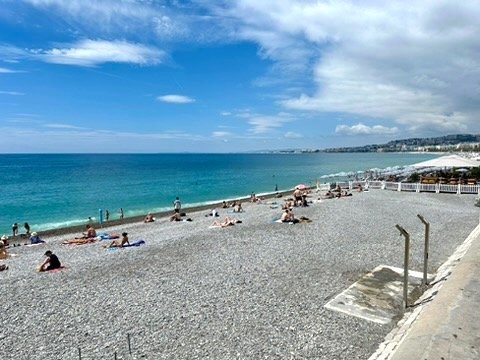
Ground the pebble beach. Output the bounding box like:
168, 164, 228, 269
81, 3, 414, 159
1, 189, 479, 359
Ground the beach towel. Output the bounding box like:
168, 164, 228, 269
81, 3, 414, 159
123, 240, 146, 247
273, 219, 295, 224
96, 233, 120, 241
107, 240, 146, 251
40, 266, 66, 273
25, 242, 46, 247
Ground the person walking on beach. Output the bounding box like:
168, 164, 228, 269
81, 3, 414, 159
120, 208, 124, 220
38, 250, 61, 272
105, 209, 110, 221
173, 197, 181, 213
12, 223, 18, 237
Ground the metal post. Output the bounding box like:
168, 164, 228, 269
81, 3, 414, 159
127, 333, 132, 355
396, 224, 410, 309
417, 214, 430, 285
78, 347, 82, 360
114, 351, 117, 360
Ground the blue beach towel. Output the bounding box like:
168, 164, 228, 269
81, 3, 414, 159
96, 233, 120, 241
123, 240, 146, 247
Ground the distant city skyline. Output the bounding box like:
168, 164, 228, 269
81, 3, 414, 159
1, 1, 479, 153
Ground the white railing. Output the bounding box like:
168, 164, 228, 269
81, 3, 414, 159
327, 180, 480, 195
419, 184, 437, 192
460, 184, 480, 194
438, 184, 458, 193
368, 181, 384, 189
399, 183, 417, 192
384, 182, 399, 191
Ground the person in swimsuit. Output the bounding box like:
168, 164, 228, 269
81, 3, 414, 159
105, 232, 130, 248
80, 225, 97, 239
144, 213, 155, 223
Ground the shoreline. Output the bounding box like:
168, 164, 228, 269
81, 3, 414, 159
10, 189, 294, 241
0, 152, 440, 236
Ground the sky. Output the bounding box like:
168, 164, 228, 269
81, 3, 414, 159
1, 0, 479, 153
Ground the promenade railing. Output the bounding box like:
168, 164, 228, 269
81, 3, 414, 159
324, 180, 480, 195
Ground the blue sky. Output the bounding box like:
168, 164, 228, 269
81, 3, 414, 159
1, 0, 479, 153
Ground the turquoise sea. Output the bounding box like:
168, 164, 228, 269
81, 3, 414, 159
0, 153, 436, 234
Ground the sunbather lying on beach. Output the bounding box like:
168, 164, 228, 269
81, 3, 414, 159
205, 208, 219, 217
211, 216, 242, 228
170, 212, 192, 222
144, 213, 155, 223
104, 232, 130, 248
38, 250, 61, 272
63, 238, 97, 245
282, 199, 295, 209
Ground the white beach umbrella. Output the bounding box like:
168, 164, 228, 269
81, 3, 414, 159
411, 155, 480, 168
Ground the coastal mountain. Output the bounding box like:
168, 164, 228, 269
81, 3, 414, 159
323, 134, 480, 153
269, 134, 480, 153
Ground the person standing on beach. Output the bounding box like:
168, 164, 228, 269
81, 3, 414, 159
120, 208, 124, 220
12, 223, 18, 237
24, 222, 31, 237
173, 197, 181, 213
105, 209, 110, 221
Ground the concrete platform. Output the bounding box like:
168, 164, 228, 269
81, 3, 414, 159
370, 223, 480, 360
325, 265, 433, 325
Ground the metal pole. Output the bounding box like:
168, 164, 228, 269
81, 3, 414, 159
127, 333, 132, 355
417, 214, 430, 285
78, 347, 82, 360
396, 224, 410, 309
114, 351, 117, 360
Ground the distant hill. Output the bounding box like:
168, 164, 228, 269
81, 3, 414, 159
322, 134, 480, 153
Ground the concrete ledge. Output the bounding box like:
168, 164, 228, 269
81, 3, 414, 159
370, 223, 480, 360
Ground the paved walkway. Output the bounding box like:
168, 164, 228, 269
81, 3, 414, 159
371, 222, 480, 360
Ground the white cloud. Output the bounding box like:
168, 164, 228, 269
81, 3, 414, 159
247, 114, 292, 134
22, 0, 157, 29
335, 123, 399, 136
220, 111, 232, 116
0, 67, 21, 73
0, 91, 24, 95
157, 94, 195, 104
213, 1, 480, 135
21, 0, 224, 43
284, 131, 303, 139
44, 123, 86, 130
34, 39, 164, 67
0, 124, 207, 152
212, 131, 232, 138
